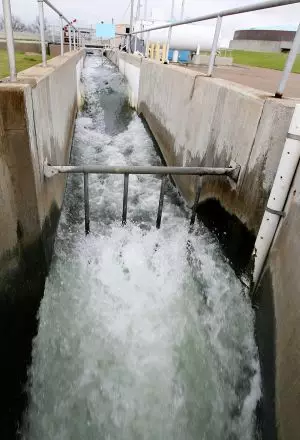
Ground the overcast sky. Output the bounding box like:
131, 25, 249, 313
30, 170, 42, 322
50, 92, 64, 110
7, 0, 300, 43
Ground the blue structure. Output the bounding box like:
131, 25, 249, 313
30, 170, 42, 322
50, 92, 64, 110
168, 49, 191, 63
96, 23, 115, 39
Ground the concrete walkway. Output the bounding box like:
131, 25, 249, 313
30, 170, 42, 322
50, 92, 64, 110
186, 63, 300, 99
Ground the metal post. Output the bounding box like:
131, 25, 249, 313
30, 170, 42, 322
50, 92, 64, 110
276, 22, 300, 98
166, 0, 175, 62
190, 183, 201, 226
134, 0, 140, 53
156, 175, 167, 229
145, 31, 150, 57
129, 0, 134, 53
180, 0, 186, 20
134, 34, 137, 52
60, 16, 64, 56
83, 173, 90, 235
207, 15, 222, 76
122, 173, 129, 225
38, 0, 47, 67
166, 26, 172, 62
2, 0, 17, 81
68, 25, 72, 51
73, 27, 76, 50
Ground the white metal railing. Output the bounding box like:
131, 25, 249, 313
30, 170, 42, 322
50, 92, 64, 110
44, 163, 240, 234
128, 0, 300, 98
1, 0, 86, 81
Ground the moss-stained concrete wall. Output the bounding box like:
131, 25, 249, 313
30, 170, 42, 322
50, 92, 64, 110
137, 57, 298, 236
0, 49, 84, 436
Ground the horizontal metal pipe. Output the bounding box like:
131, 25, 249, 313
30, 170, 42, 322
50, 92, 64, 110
45, 164, 238, 179
130, 0, 300, 35
43, 0, 80, 32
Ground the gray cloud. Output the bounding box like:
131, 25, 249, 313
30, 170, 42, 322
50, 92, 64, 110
7, 0, 300, 43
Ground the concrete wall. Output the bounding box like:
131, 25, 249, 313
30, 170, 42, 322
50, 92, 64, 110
138, 57, 297, 235
0, 40, 42, 54
106, 50, 141, 109
229, 39, 297, 53
49, 43, 73, 57
0, 49, 84, 435
0, 49, 84, 275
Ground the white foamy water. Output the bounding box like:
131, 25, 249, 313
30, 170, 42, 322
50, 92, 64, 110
22, 55, 261, 440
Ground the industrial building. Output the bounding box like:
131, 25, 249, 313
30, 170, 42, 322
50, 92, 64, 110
229, 26, 299, 53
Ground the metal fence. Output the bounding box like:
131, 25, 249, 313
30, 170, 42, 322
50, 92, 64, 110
129, 0, 300, 98
1, 0, 86, 81
44, 163, 240, 234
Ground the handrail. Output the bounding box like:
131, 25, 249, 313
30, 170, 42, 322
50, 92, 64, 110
130, 0, 300, 35
44, 163, 240, 233
127, 0, 300, 97
1, 0, 86, 80
39, 0, 85, 65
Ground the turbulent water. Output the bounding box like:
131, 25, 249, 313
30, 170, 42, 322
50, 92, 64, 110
22, 54, 261, 440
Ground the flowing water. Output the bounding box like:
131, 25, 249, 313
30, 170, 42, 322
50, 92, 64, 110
22, 54, 261, 440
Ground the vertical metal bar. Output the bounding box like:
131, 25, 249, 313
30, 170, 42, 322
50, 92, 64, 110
276, 22, 300, 98
180, 0, 186, 20
166, 26, 172, 62
122, 173, 129, 225
68, 25, 72, 51
165, 0, 175, 62
129, 0, 135, 53
190, 184, 201, 226
2, 0, 17, 81
156, 175, 167, 229
84, 173, 90, 235
38, 0, 47, 67
207, 15, 222, 76
170, 0, 175, 21
134, 35, 137, 52
60, 16, 64, 56
73, 27, 76, 50
145, 31, 150, 57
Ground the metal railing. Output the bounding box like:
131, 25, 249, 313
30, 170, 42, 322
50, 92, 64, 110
44, 163, 240, 234
1, 0, 86, 81
128, 0, 300, 98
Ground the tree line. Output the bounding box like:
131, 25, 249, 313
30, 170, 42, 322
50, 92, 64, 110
0, 14, 49, 33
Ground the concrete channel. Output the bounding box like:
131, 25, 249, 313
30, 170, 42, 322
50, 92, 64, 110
0, 46, 299, 439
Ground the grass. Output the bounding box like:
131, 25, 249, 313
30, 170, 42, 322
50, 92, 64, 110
219, 49, 300, 73
0, 49, 50, 79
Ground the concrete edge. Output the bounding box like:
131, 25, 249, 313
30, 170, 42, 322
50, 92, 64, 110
0, 49, 85, 87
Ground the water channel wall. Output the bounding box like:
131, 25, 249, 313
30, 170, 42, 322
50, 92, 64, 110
106, 49, 300, 440
0, 49, 84, 281
0, 49, 84, 435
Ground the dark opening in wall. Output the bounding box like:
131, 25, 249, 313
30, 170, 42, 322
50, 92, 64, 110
196, 198, 255, 278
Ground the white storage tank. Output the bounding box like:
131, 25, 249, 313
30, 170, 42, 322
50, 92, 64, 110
135, 20, 216, 51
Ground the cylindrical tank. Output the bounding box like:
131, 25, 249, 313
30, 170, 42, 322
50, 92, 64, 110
136, 20, 216, 51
